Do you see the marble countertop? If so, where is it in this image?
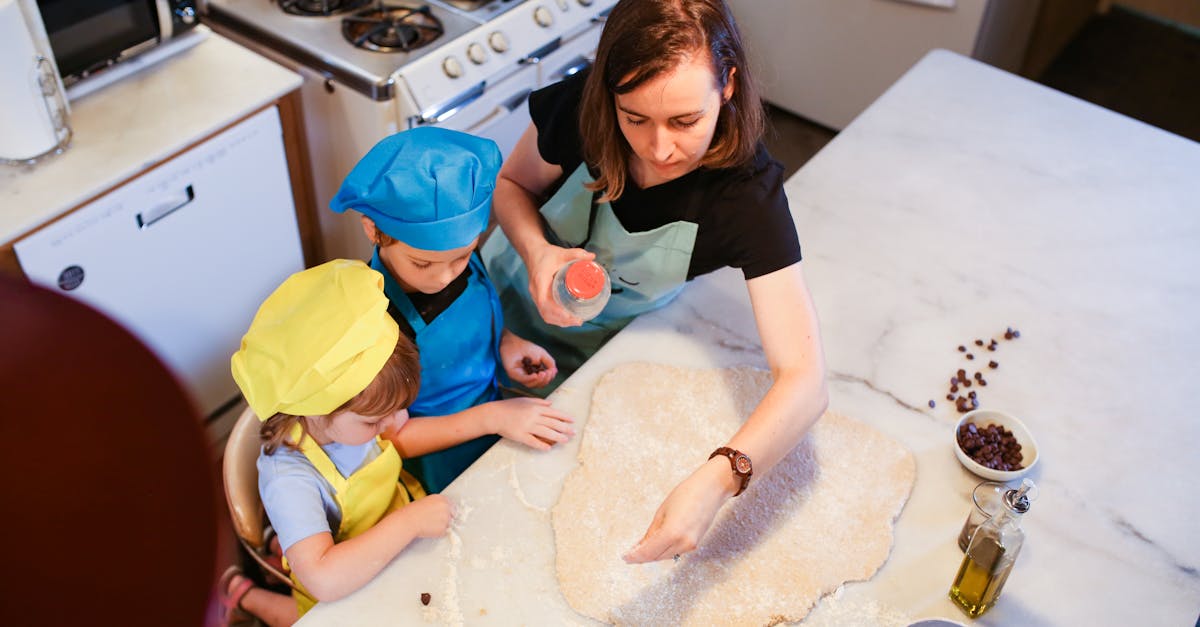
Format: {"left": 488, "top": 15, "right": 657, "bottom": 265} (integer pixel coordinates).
{"left": 0, "top": 27, "right": 301, "bottom": 245}
{"left": 299, "top": 49, "right": 1200, "bottom": 625}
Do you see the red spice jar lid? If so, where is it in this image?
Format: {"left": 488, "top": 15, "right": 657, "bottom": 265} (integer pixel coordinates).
{"left": 565, "top": 260, "right": 607, "bottom": 300}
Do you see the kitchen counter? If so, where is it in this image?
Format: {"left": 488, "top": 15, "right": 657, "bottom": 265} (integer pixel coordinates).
{"left": 299, "top": 49, "right": 1200, "bottom": 625}
{"left": 0, "top": 27, "right": 302, "bottom": 246}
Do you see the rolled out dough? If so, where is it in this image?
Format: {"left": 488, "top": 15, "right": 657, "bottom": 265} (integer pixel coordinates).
{"left": 552, "top": 363, "right": 916, "bottom": 626}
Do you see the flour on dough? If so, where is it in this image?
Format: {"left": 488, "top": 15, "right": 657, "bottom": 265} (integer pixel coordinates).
{"left": 552, "top": 363, "right": 916, "bottom": 626}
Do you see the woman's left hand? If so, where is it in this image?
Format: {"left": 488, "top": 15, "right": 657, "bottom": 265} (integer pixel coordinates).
{"left": 500, "top": 330, "right": 559, "bottom": 388}
{"left": 622, "top": 457, "right": 738, "bottom": 563}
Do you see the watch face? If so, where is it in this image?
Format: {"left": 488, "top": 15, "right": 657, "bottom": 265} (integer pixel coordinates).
{"left": 734, "top": 454, "right": 752, "bottom": 474}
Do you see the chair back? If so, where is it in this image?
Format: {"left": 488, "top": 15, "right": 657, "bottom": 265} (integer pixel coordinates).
{"left": 224, "top": 406, "right": 267, "bottom": 551}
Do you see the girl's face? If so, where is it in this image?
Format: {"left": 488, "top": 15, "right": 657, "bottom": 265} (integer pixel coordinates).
{"left": 363, "top": 217, "right": 477, "bottom": 294}
{"left": 320, "top": 408, "right": 409, "bottom": 446}
{"left": 615, "top": 53, "right": 735, "bottom": 189}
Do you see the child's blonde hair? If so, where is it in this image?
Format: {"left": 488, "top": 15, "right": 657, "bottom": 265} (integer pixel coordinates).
{"left": 260, "top": 334, "right": 421, "bottom": 454}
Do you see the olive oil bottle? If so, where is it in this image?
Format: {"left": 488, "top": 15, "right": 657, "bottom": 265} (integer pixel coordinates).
{"left": 949, "top": 479, "right": 1035, "bottom": 618}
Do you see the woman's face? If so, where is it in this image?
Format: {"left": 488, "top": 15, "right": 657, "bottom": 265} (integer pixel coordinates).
{"left": 615, "top": 52, "right": 735, "bottom": 188}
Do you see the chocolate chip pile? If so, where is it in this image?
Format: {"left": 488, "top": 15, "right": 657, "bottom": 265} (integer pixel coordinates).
{"left": 929, "top": 326, "right": 1021, "bottom": 413}
{"left": 956, "top": 422, "right": 1024, "bottom": 471}
{"left": 521, "top": 356, "right": 548, "bottom": 375}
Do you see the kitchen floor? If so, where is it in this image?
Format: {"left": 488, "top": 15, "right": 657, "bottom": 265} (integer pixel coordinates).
{"left": 763, "top": 4, "right": 1200, "bottom": 178}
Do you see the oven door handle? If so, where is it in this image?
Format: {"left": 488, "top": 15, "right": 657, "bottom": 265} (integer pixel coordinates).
{"left": 549, "top": 56, "right": 591, "bottom": 84}
{"left": 466, "top": 89, "right": 533, "bottom": 134}
{"left": 418, "top": 82, "right": 486, "bottom": 125}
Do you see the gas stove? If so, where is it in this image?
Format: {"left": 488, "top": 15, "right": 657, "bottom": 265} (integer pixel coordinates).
{"left": 201, "top": 0, "right": 614, "bottom": 262}
{"left": 205, "top": 1, "right": 497, "bottom": 99}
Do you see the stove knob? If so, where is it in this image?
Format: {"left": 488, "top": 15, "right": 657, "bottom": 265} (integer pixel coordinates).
{"left": 533, "top": 6, "right": 554, "bottom": 27}
{"left": 488, "top": 31, "right": 510, "bottom": 53}
{"left": 443, "top": 56, "right": 464, "bottom": 79}
{"left": 467, "top": 43, "right": 488, "bottom": 65}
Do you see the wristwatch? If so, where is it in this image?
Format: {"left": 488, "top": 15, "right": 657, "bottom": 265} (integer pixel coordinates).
{"left": 709, "top": 447, "right": 753, "bottom": 496}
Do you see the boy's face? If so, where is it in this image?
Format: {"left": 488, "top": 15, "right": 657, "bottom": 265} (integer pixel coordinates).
{"left": 362, "top": 217, "right": 477, "bottom": 294}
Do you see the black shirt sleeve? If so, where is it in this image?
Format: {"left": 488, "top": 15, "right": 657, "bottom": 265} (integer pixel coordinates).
{"left": 691, "top": 146, "right": 803, "bottom": 280}
{"left": 527, "top": 69, "right": 588, "bottom": 170}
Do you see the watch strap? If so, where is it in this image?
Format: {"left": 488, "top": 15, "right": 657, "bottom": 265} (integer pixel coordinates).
{"left": 709, "top": 446, "right": 752, "bottom": 496}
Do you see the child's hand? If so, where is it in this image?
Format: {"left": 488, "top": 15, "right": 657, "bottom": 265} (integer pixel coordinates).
{"left": 500, "top": 330, "right": 558, "bottom": 388}
{"left": 403, "top": 493, "right": 454, "bottom": 538}
{"left": 487, "top": 397, "right": 575, "bottom": 450}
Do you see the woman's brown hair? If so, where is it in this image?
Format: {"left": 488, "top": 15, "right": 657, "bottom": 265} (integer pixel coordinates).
{"left": 260, "top": 334, "right": 421, "bottom": 454}
{"left": 579, "top": 0, "right": 764, "bottom": 202}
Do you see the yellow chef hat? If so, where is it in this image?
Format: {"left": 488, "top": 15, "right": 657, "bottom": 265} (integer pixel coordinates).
{"left": 230, "top": 259, "right": 400, "bottom": 419}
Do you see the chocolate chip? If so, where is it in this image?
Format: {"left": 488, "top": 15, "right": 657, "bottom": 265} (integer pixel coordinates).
{"left": 978, "top": 379, "right": 987, "bottom": 386}
{"left": 966, "top": 353, "right": 975, "bottom": 360}
{"left": 974, "top": 372, "right": 983, "bottom": 380}
{"left": 947, "top": 394, "right": 956, "bottom": 401}
{"left": 421, "top": 593, "right": 431, "bottom": 606}
{"left": 988, "top": 361, "right": 998, "bottom": 369}
{"left": 957, "top": 369, "right": 967, "bottom": 378}
{"left": 521, "top": 356, "right": 548, "bottom": 375}
{"left": 951, "top": 384, "right": 958, "bottom": 393}
{"left": 958, "top": 345, "right": 966, "bottom": 352}
{"left": 963, "top": 380, "right": 972, "bottom": 388}
{"left": 975, "top": 339, "right": 984, "bottom": 346}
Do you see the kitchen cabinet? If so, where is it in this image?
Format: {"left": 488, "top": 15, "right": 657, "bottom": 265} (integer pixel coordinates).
{"left": 728, "top": 0, "right": 1041, "bottom": 129}
{"left": 14, "top": 107, "right": 304, "bottom": 417}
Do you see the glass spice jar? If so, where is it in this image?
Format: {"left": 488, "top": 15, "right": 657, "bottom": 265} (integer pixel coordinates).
{"left": 552, "top": 259, "right": 610, "bottom": 321}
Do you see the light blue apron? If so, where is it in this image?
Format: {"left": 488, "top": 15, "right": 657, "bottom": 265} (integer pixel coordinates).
{"left": 372, "top": 250, "right": 503, "bottom": 493}
{"left": 482, "top": 163, "right": 699, "bottom": 389}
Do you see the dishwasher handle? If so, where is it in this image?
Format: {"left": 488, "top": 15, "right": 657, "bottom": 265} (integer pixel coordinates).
{"left": 137, "top": 184, "right": 194, "bottom": 229}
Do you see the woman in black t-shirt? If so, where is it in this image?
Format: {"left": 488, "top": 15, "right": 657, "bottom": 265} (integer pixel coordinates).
{"left": 481, "top": 0, "right": 828, "bottom": 562}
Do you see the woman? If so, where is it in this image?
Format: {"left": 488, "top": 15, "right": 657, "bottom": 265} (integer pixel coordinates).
{"left": 482, "top": 0, "right": 828, "bottom": 562}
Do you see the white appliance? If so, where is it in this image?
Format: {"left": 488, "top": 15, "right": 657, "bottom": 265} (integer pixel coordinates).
{"left": 727, "top": 0, "right": 1041, "bottom": 130}
{"left": 0, "top": 0, "right": 70, "bottom": 164}
{"left": 14, "top": 107, "right": 305, "bottom": 416}
{"left": 204, "top": 0, "right": 616, "bottom": 263}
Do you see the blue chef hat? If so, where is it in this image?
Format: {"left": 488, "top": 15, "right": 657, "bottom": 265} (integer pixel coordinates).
{"left": 329, "top": 127, "right": 502, "bottom": 251}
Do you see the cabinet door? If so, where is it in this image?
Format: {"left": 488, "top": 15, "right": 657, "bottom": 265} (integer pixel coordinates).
{"left": 15, "top": 107, "right": 305, "bottom": 416}
{"left": 728, "top": 0, "right": 992, "bottom": 130}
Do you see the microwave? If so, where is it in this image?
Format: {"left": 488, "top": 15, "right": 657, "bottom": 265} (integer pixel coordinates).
{"left": 35, "top": 0, "right": 199, "bottom": 87}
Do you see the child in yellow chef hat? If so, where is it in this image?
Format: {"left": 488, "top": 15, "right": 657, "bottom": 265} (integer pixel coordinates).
{"left": 222, "top": 259, "right": 455, "bottom": 625}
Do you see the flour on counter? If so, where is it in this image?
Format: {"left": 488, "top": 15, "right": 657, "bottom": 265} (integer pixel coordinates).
{"left": 507, "top": 461, "right": 549, "bottom": 514}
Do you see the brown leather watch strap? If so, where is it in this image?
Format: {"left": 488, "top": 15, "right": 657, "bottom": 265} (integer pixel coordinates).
{"left": 709, "top": 447, "right": 753, "bottom": 496}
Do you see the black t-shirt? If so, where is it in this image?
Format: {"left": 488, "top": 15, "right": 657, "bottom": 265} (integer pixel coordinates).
{"left": 528, "top": 69, "right": 802, "bottom": 281}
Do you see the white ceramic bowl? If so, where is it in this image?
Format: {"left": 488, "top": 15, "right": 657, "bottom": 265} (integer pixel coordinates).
{"left": 953, "top": 409, "right": 1039, "bottom": 481}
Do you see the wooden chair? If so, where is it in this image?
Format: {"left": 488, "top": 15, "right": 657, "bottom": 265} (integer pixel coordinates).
{"left": 222, "top": 406, "right": 313, "bottom": 603}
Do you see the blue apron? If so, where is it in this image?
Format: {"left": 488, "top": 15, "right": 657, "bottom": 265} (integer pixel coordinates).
{"left": 481, "top": 163, "right": 699, "bottom": 390}
{"left": 372, "top": 249, "right": 503, "bottom": 493}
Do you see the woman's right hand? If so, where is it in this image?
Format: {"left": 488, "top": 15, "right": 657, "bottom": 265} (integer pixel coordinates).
{"left": 404, "top": 493, "right": 454, "bottom": 538}
{"left": 528, "top": 244, "right": 595, "bottom": 327}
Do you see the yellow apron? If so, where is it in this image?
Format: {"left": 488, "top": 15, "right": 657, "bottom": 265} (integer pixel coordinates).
{"left": 283, "top": 426, "right": 426, "bottom": 615}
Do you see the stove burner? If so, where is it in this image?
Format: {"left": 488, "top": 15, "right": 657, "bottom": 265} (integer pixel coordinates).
{"left": 343, "top": 5, "right": 444, "bottom": 53}
{"left": 280, "top": 0, "right": 370, "bottom": 17}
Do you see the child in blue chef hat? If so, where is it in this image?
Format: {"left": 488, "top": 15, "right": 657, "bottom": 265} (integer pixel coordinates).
{"left": 330, "top": 127, "right": 574, "bottom": 493}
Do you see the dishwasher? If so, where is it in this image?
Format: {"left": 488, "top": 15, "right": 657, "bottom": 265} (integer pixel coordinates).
{"left": 14, "top": 107, "right": 305, "bottom": 418}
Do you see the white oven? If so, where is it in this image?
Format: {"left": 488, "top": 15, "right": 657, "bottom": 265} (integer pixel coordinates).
{"left": 204, "top": 0, "right": 612, "bottom": 263}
